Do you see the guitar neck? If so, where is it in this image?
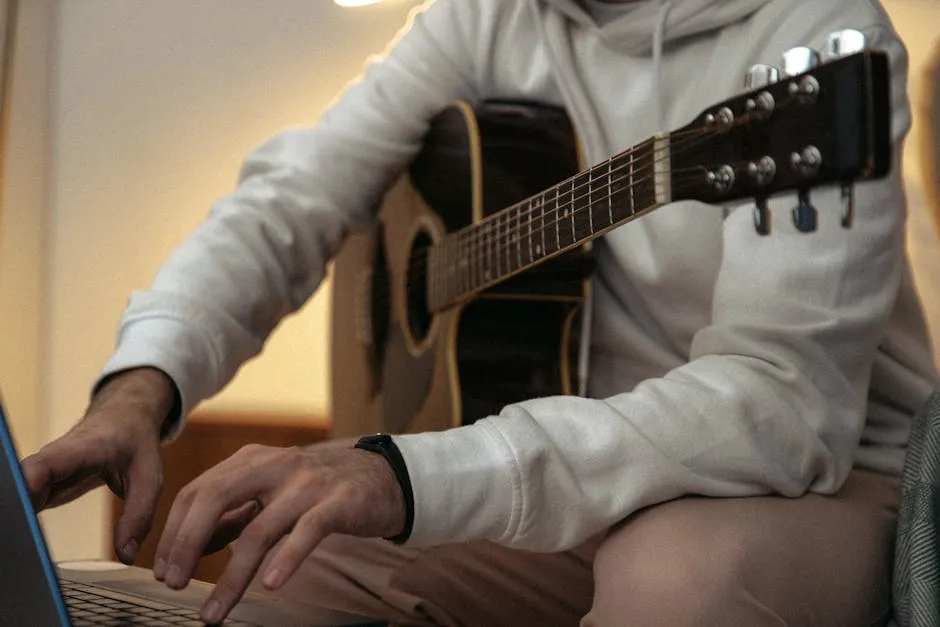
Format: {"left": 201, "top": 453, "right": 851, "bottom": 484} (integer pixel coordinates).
{"left": 427, "top": 134, "right": 672, "bottom": 312}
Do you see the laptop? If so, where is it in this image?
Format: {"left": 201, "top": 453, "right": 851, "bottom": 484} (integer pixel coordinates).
{"left": 0, "top": 399, "right": 387, "bottom": 626}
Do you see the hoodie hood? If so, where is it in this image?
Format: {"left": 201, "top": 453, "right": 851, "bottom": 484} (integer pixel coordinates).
{"left": 540, "top": 0, "right": 771, "bottom": 55}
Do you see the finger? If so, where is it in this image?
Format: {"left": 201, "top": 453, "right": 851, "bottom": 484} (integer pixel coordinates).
{"left": 41, "top": 471, "right": 104, "bottom": 509}
{"left": 199, "top": 500, "right": 302, "bottom": 625}
{"left": 113, "top": 447, "right": 163, "bottom": 564}
{"left": 260, "top": 499, "right": 341, "bottom": 591}
{"left": 21, "top": 436, "right": 107, "bottom": 510}
{"left": 203, "top": 500, "right": 262, "bottom": 556}
{"left": 156, "top": 463, "right": 262, "bottom": 587}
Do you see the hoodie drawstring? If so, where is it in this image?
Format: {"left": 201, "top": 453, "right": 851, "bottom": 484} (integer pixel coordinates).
{"left": 652, "top": 0, "right": 674, "bottom": 132}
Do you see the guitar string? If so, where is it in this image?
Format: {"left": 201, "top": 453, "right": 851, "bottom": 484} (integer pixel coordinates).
{"left": 399, "top": 90, "right": 801, "bottom": 272}
{"left": 416, "top": 125, "right": 724, "bottom": 274}
{"left": 417, "top": 170, "right": 715, "bottom": 302}
{"left": 376, "top": 94, "right": 805, "bottom": 310}
{"left": 384, "top": 128, "right": 734, "bottom": 311}
{"left": 445, "top": 97, "right": 794, "bottom": 246}
{"left": 420, "top": 94, "right": 803, "bottom": 300}
{"left": 399, "top": 123, "right": 718, "bottom": 272}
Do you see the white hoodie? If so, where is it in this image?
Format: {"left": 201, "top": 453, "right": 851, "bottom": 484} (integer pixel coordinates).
{"left": 101, "top": 0, "right": 939, "bottom": 551}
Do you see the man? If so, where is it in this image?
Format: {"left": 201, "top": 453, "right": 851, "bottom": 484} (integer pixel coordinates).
{"left": 21, "top": 0, "right": 939, "bottom": 625}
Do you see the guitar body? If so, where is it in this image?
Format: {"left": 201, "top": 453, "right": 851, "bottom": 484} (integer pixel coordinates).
{"left": 331, "top": 101, "right": 591, "bottom": 437}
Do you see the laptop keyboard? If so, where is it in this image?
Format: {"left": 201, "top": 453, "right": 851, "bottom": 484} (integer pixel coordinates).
{"left": 62, "top": 580, "right": 256, "bottom": 626}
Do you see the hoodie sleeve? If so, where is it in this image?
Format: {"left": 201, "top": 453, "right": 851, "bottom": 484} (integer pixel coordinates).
{"left": 393, "top": 26, "right": 916, "bottom": 550}
{"left": 97, "top": 0, "right": 478, "bottom": 431}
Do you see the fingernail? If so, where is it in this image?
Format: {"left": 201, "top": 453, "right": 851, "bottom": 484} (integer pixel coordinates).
{"left": 121, "top": 539, "right": 139, "bottom": 561}
{"left": 153, "top": 558, "right": 166, "bottom": 580}
{"left": 263, "top": 568, "right": 281, "bottom": 589}
{"left": 165, "top": 565, "right": 183, "bottom": 589}
{"left": 202, "top": 600, "right": 222, "bottom": 624}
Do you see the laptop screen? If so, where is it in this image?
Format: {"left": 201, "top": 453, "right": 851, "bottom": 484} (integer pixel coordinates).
{"left": 0, "top": 400, "right": 70, "bottom": 626}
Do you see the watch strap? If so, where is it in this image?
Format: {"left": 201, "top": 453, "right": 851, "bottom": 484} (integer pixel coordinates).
{"left": 354, "top": 434, "right": 415, "bottom": 544}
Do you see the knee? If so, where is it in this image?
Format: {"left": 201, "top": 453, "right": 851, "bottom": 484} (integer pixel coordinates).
{"left": 585, "top": 546, "right": 740, "bottom": 626}
{"left": 582, "top": 512, "right": 758, "bottom": 627}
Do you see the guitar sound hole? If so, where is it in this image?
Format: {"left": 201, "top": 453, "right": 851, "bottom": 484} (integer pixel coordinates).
{"left": 406, "top": 231, "right": 433, "bottom": 344}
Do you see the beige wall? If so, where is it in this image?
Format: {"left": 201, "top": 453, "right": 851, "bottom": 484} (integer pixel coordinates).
{"left": 882, "top": 0, "right": 940, "bottom": 361}
{"left": 38, "top": 0, "right": 421, "bottom": 561}
{"left": 0, "top": 0, "right": 53, "bottom": 458}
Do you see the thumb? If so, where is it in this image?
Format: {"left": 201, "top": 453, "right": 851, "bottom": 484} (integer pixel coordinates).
{"left": 21, "top": 435, "right": 105, "bottom": 511}
{"left": 113, "top": 447, "right": 163, "bottom": 564}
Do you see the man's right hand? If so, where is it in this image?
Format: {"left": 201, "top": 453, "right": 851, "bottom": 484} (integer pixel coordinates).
{"left": 21, "top": 368, "right": 176, "bottom": 564}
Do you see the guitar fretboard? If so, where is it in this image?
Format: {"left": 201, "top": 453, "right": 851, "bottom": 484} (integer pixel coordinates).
{"left": 427, "top": 134, "right": 672, "bottom": 311}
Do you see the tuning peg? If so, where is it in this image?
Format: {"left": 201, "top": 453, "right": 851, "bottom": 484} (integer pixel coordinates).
{"left": 744, "top": 66, "right": 779, "bottom": 117}
{"left": 826, "top": 29, "right": 866, "bottom": 59}
{"left": 782, "top": 46, "right": 820, "bottom": 76}
{"left": 792, "top": 191, "right": 818, "bottom": 233}
{"left": 745, "top": 64, "right": 780, "bottom": 89}
{"left": 753, "top": 198, "right": 771, "bottom": 235}
{"left": 840, "top": 184, "right": 855, "bottom": 228}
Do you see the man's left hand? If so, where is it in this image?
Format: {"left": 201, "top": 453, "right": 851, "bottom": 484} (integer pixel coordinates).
{"left": 151, "top": 442, "right": 406, "bottom": 624}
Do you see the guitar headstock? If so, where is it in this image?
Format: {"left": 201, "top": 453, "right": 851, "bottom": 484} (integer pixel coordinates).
{"left": 668, "top": 30, "right": 891, "bottom": 234}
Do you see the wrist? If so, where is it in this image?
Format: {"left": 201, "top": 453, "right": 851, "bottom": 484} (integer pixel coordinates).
{"left": 92, "top": 367, "right": 180, "bottom": 434}
{"left": 354, "top": 434, "right": 414, "bottom": 544}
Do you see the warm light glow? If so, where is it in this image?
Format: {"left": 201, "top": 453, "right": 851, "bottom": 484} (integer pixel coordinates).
{"left": 334, "top": 0, "right": 386, "bottom": 6}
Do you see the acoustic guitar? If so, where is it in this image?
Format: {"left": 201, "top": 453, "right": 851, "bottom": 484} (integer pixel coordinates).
{"left": 331, "top": 33, "right": 891, "bottom": 438}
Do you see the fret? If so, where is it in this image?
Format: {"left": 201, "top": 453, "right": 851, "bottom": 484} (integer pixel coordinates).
{"left": 505, "top": 209, "right": 514, "bottom": 274}
{"left": 554, "top": 187, "right": 561, "bottom": 252}
{"left": 569, "top": 177, "right": 576, "bottom": 243}
{"left": 606, "top": 151, "right": 628, "bottom": 222}
{"left": 629, "top": 149, "right": 637, "bottom": 217}
{"left": 587, "top": 160, "right": 611, "bottom": 235}
{"left": 493, "top": 214, "right": 501, "bottom": 280}
{"left": 480, "top": 220, "right": 493, "bottom": 284}
{"left": 567, "top": 171, "right": 590, "bottom": 243}
{"left": 501, "top": 211, "right": 508, "bottom": 275}
{"left": 503, "top": 209, "right": 511, "bottom": 273}
{"left": 504, "top": 210, "right": 511, "bottom": 274}
{"left": 499, "top": 211, "right": 507, "bottom": 276}
{"left": 504, "top": 206, "right": 513, "bottom": 273}
{"left": 467, "top": 229, "right": 480, "bottom": 292}
{"left": 474, "top": 225, "right": 483, "bottom": 289}
{"left": 607, "top": 158, "right": 614, "bottom": 225}
{"left": 478, "top": 221, "right": 483, "bottom": 290}
{"left": 492, "top": 216, "right": 499, "bottom": 283}
{"left": 503, "top": 209, "right": 512, "bottom": 274}
{"left": 587, "top": 169, "right": 594, "bottom": 233}
{"left": 471, "top": 230, "right": 477, "bottom": 292}
{"left": 515, "top": 204, "right": 523, "bottom": 270}
{"left": 539, "top": 193, "right": 547, "bottom": 259}
{"left": 526, "top": 199, "right": 534, "bottom": 265}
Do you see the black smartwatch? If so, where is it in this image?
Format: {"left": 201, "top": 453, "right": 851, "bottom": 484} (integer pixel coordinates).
{"left": 354, "top": 434, "right": 415, "bottom": 544}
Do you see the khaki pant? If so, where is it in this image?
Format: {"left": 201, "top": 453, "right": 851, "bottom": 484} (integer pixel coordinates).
{"left": 255, "top": 470, "right": 899, "bottom": 626}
